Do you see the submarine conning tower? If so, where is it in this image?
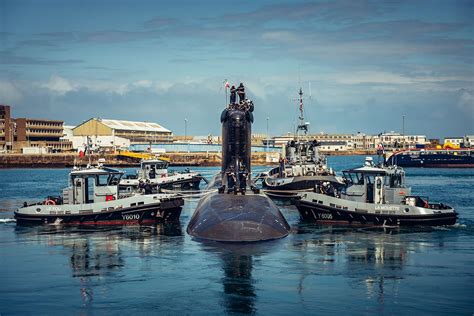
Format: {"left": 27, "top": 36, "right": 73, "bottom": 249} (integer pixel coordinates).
{"left": 187, "top": 96, "right": 290, "bottom": 242}
{"left": 220, "top": 101, "right": 254, "bottom": 194}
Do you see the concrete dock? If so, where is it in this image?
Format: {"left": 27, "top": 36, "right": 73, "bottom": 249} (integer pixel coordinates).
{"left": 0, "top": 150, "right": 376, "bottom": 168}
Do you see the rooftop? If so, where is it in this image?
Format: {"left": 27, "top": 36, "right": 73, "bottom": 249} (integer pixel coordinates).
{"left": 90, "top": 118, "right": 171, "bottom": 133}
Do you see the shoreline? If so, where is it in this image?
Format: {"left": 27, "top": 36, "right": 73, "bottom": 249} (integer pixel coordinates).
{"left": 0, "top": 150, "right": 376, "bottom": 169}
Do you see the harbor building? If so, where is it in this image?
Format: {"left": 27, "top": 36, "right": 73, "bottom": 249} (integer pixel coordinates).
{"left": 352, "top": 132, "right": 378, "bottom": 150}
{"left": 272, "top": 133, "right": 356, "bottom": 150}
{"left": 463, "top": 135, "right": 474, "bottom": 148}
{"left": 72, "top": 118, "right": 173, "bottom": 144}
{"left": 318, "top": 140, "right": 353, "bottom": 152}
{"left": 61, "top": 125, "right": 130, "bottom": 152}
{"left": 270, "top": 131, "right": 427, "bottom": 152}
{"left": 1, "top": 104, "right": 72, "bottom": 152}
{"left": 0, "top": 105, "right": 13, "bottom": 151}
{"left": 444, "top": 137, "right": 464, "bottom": 148}
{"left": 377, "top": 132, "right": 427, "bottom": 149}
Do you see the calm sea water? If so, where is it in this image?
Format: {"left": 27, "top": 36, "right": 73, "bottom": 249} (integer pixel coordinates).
{"left": 1, "top": 156, "right": 473, "bottom": 315}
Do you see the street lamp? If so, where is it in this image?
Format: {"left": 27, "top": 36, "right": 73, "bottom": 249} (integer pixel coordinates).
{"left": 184, "top": 118, "right": 188, "bottom": 143}
{"left": 266, "top": 117, "right": 269, "bottom": 152}
{"left": 402, "top": 114, "right": 405, "bottom": 149}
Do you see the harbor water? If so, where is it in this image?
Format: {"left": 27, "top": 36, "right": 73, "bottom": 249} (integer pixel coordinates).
{"left": 1, "top": 156, "right": 473, "bottom": 315}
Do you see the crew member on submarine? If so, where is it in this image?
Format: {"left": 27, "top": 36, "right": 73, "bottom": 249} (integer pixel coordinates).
{"left": 186, "top": 83, "right": 290, "bottom": 242}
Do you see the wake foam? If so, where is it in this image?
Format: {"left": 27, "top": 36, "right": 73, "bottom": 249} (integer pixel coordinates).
{"left": 0, "top": 218, "right": 16, "bottom": 223}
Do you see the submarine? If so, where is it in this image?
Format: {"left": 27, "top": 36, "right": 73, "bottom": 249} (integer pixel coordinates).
{"left": 186, "top": 97, "right": 291, "bottom": 242}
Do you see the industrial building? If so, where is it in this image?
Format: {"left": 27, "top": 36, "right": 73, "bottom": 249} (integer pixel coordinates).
{"left": 0, "top": 105, "right": 12, "bottom": 151}
{"left": 0, "top": 104, "right": 72, "bottom": 152}
{"left": 62, "top": 125, "right": 130, "bottom": 152}
{"left": 72, "top": 118, "right": 173, "bottom": 144}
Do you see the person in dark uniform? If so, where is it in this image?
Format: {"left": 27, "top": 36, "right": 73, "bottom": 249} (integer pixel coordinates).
{"left": 227, "top": 166, "right": 237, "bottom": 193}
{"left": 149, "top": 167, "right": 156, "bottom": 179}
{"left": 144, "top": 180, "right": 153, "bottom": 195}
{"left": 237, "top": 83, "right": 245, "bottom": 103}
{"left": 278, "top": 157, "right": 285, "bottom": 177}
{"left": 238, "top": 167, "right": 247, "bottom": 195}
{"left": 138, "top": 179, "right": 145, "bottom": 193}
{"left": 230, "top": 85, "right": 237, "bottom": 105}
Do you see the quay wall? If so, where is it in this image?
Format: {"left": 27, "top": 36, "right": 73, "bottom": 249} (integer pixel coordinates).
{"left": 0, "top": 150, "right": 376, "bottom": 168}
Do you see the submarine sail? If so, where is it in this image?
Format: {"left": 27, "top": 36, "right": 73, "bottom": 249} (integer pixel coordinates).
{"left": 187, "top": 95, "right": 290, "bottom": 242}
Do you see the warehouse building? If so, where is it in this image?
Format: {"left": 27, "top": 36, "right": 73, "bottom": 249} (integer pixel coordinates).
{"left": 72, "top": 118, "right": 173, "bottom": 144}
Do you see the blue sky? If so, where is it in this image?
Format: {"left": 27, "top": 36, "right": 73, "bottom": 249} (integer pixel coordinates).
{"left": 0, "top": 0, "right": 473, "bottom": 138}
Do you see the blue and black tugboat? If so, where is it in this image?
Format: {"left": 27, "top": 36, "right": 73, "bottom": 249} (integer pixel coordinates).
{"left": 385, "top": 148, "right": 474, "bottom": 168}
{"left": 295, "top": 157, "right": 457, "bottom": 226}
{"left": 187, "top": 90, "right": 290, "bottom": 242}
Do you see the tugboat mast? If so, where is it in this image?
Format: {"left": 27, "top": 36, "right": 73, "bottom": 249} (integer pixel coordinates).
{"left": 295, "top": 88, "right": 308, "bottom": 141}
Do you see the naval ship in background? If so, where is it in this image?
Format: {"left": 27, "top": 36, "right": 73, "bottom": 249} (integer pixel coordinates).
{"left": 261, "top": 88, "right": 338, "bottom": 199}
{"left": 385, "top": 148, "right": 474, "bottom": 168}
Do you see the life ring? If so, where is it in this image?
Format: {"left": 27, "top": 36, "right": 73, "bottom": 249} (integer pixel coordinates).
{"left": 45, "top": 200, "right": 56, "bottom": 205}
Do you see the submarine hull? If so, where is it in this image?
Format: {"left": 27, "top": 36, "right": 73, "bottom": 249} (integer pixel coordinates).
{"left": 187, "top": 192, "right": 290, "bottom": 242}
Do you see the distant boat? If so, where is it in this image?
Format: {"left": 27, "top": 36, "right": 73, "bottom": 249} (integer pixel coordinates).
{"left": 385, "top": 148, "right": 474, "bottom": 168}
{"left": 119, "top": 157, "right": 203, "bottom": 192}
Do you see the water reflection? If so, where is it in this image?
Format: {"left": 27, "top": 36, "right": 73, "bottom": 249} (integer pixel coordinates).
{"left": 14, "top": 223, "right": 184, "bottom": 309}
{"left": 292, "top": 224, "right": 450, "bottom": 308}
{"left": 200, "top": 241, "right": 280, "bottom": 315}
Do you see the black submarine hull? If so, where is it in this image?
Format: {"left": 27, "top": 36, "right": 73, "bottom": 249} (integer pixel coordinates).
{"left": 187, "top": 96, "right": 290, "bottom": 242}
{"left": 187, "top": 191, "right": 290, "bottom": 242}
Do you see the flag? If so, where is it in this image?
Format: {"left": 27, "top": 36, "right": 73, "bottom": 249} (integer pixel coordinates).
{"left": 224, "top": 79, "right": 230, "bottom": 89}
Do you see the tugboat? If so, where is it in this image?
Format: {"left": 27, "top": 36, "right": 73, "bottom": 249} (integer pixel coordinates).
{"left": 15, "top": 161, "right": 184, "bottom": 225}
{"left": 119, "top": 157, "right": 203, "bottom": 192}
{"left": 385, "top": 148, "right": 474, "bottom": 168}
{"left": 262, "top": 88, "right": 338, "bottom": 199}
{"left": 295, "top": 157, "right": 457, "bottom": 226}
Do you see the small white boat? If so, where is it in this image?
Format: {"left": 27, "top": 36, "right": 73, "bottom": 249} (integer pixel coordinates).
{"left": 120, "top": 158, "right": 203, "bottom": 192}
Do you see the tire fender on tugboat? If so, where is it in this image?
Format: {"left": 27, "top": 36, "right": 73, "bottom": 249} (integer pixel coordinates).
{"left": 44, "top": 200, "right": 56, "bottom": 205}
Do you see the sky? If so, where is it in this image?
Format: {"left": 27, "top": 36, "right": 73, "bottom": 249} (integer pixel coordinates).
{"left": 0, "top": 0, "right": 473, "bottom": 139}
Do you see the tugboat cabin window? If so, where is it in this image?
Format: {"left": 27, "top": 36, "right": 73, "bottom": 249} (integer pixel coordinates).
{"left": 96, "top": 174, "right": 109, "bottom": 186}
{"left": 343, "top": 172, "right": 354, "bottom": 184}
{"left": 355, "top": 173, "right": 364, "bottom": 184}
{"left": 96, "top": 174, "right": 121, "bottom": 186}
{"left": 386, "top": 173, "right": 403, "bottom": 188}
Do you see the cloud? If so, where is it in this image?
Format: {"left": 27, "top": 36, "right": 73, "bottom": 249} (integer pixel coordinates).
{"left": 41, "top": 75, "right": 77, "bottom": 95}
{"left": 144, "top": 16, "right": 178, "bottom": 29}
{"left": 0, "top": 80, "right": 23, "bottom": 103}
{"left": 0, "top": 51, "right": 83, "bottom": 65}
{"left": 221, "top": 0, "right": 389, "bottom": 25}
{"left": 457, "top": 89, "right": 474, "bottom": 117}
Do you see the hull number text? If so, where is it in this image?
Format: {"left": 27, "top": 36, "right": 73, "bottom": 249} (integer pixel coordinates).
{"left": 122, "top": 214, "right": 140, "bottom": 221}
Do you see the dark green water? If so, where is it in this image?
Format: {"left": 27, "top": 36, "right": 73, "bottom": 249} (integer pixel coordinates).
{"left": 1, "top": 156, "right": 473, "bottom": 315}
